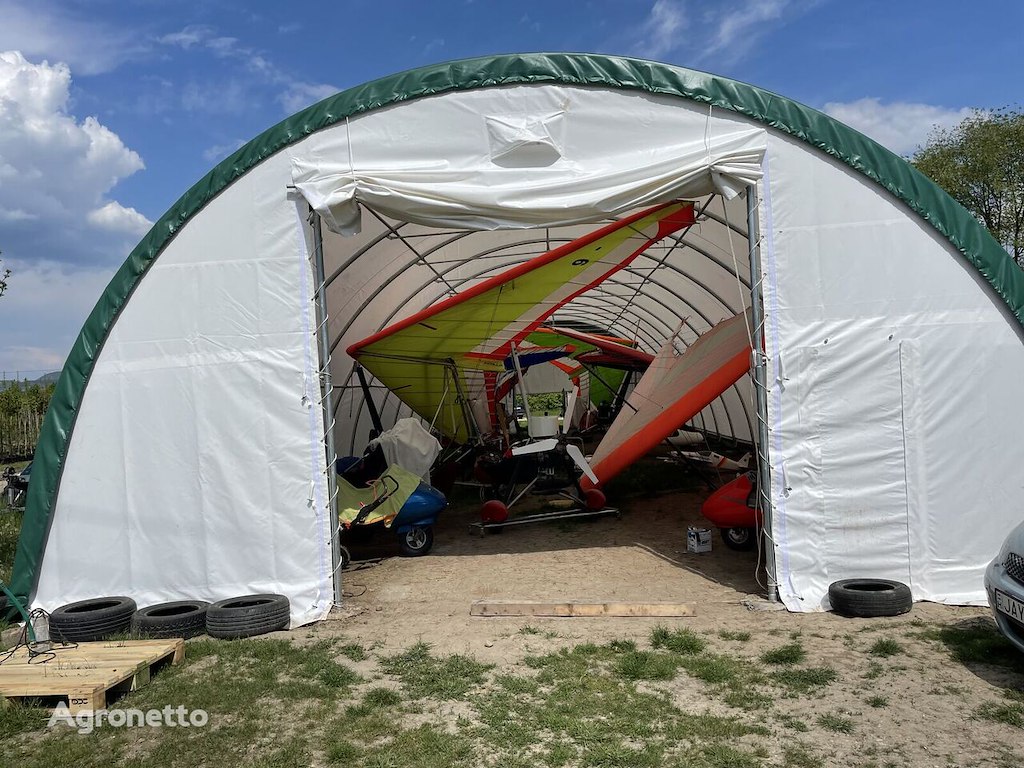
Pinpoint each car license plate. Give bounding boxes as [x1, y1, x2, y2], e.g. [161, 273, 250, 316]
[995, 589, 1024, 622]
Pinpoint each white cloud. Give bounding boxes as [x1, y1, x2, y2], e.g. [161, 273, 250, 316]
[158, 25, 273, 76]
[0, 50, 143, 371]
[0, 257, 117, 375]
[181, 79, 249, 114]
[157, 25, 213, 50]
[422, 38, 446, 57]
[278, 82, 338, 115]
[823, 98, 974, 157]
[638, 0, 688, 59]
[0, 51, 148, 270]
[626, 0, 814, 66]
[202, 139, 247, 163]
[87, 202, 152, 236]
[0, 0, 146, 75]
[706, 0, 788, 56]
[0, 208, 37, 223]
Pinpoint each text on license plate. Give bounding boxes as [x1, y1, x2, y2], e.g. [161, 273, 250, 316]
[996, 590, 1024, 622]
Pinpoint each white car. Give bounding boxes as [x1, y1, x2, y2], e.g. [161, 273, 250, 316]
[985, 519, 1024, 654]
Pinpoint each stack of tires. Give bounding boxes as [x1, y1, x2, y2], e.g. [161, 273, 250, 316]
[46, 594, 291, 641]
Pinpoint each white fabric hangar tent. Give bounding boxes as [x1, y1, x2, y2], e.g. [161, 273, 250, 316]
[9, 54, 1024, 626]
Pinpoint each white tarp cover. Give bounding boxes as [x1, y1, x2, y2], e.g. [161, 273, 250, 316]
[368, 418, 442, 481]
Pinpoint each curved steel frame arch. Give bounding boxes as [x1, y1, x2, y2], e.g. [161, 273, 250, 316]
[327, 208, 758, 448]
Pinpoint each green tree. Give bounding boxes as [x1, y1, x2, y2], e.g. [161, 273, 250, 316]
[0, 253, 8, 298]
[912, 108, 1024, 266]
[0, 383, 24, 419]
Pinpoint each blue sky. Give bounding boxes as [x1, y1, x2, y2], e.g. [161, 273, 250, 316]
[0, 0, 1021, 377]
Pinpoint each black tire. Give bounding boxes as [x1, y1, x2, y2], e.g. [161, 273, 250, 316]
[340, 545, 352, 571]
[132, 600, 210, 639]
[206, 594, 290, 639]
[720, 527, 756, 552]
[49, 596, 136, 642]
[398, 525, 434, 556]
[828, 579, 912, 618]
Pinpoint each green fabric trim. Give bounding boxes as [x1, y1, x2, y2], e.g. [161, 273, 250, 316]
[9, 52, 1021, 618]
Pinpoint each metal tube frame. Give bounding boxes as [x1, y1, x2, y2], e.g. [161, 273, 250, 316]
[745, 186, 779, 603]
[310, 211, 344, 606]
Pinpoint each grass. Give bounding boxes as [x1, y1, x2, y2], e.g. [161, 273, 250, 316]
[862, 661, 885, 680]
[337, 641, 367, 662]
[0, 606, 1016, 768]
[650, 625, 707, 654]
[918, 620, 1024, 672]
[760, 642, 806, 665]
[976, 701, 1024, 728]
[866, 695, 889, 708]
[478, 640, 768, 766]
[868, 638, 904, 657]
[675, 652, 773, 711]
[783, 743, 824, 768]
[379, 642, 491, 699]
[816, 712, 855, 734]
[615, 650, 682, 680]
[719, 630, 752, 642]
[778, 713, 810, 732]
[772, 666, 838, 694]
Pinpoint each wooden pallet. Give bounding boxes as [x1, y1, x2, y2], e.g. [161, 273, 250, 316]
[0, 638, 184, 713]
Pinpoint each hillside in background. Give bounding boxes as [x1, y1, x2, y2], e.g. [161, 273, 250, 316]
[0, 371, 61, 389]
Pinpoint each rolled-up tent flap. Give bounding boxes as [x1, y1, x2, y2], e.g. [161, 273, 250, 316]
[583, 311, 753, 487]
[292, 100, 766, 234]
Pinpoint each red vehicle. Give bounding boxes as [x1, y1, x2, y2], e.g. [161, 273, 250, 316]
[700, 471, 761, 551]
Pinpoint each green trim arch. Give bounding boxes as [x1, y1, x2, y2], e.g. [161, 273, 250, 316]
[9, 52, 1022, 613]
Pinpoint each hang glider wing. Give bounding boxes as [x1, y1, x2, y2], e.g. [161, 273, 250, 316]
[581, 311, 753, 488]
[539, 326, 654, 369]
[348, 201, 696, 442]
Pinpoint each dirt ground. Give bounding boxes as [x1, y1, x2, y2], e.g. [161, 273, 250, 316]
[308, 483, 1024, 767]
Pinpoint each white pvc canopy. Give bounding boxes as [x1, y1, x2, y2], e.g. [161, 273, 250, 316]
[15, 55, 1024, 627]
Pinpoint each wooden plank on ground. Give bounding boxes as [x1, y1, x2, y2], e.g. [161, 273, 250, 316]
[470, 600, 696, 618]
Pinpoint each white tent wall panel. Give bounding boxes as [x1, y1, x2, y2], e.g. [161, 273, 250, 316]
[763, 135, 1024, 610]
[901, 336, 1024, 603]
[34, 152, 334, 626]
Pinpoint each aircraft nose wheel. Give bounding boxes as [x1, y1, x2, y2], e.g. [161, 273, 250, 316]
[720, 526, 757, 551]
[399, 525, 434, 556]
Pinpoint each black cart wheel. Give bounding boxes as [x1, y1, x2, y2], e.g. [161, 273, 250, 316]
[828, 579, 912, 617]
[206, 594, 290, 639]
[720, 527, 756, 551]
[399, 525, 434, 556]
[49, 596, 137, 642]
[340, 545, 352, 570]
[132, 600, 210, 639]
